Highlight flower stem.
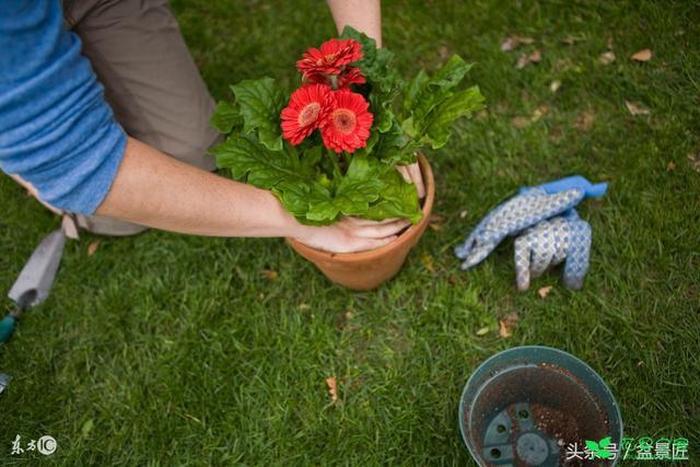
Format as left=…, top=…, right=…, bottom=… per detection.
left=329, top=74, right=339, bottom=90
left=327, top=148, right=342, bottom=179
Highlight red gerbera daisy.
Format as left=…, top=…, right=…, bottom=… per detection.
left=281, top=84, right=333, bottom=145
left=305, top=65, right=366, bottom=89
left=320, top=89, right=373, bottom=153
left=296, top=38, right=362, bottom=80
left=337, top=66, right=366, bottom=88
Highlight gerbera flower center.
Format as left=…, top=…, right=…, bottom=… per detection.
left=332, top=108, right=357, bottom=134
left=298, top=102, right=321, bottom=126
left=317, top=53, right=337, bottom=66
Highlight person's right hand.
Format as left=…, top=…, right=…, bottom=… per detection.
left=292, top=216, right=410, bottom=253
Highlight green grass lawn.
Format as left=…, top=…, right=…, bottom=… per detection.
left=1, top=0, right=699, bottom=464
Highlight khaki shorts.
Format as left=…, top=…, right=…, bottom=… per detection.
left=23, top=0, right=220, bottom=236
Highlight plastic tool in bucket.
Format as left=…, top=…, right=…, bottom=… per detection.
left=459, top=346, right=623, bottom=466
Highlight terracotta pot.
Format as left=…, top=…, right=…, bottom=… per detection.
left=287, top=154, right=435, bottom=291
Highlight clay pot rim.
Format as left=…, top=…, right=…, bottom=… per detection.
left=287, top=154, right=435, bottom=263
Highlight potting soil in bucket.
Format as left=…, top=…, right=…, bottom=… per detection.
left=459, top=346, right=623, bottom=466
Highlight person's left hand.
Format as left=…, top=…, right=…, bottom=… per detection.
left=396, top=162, right=425, bottom=198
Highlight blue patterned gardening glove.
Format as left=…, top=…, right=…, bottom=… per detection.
left=454, top=176, right=607, bottom=271
left=514, top=210, right=591, bottom=291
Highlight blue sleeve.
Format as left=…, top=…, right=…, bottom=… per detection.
left=0, top=0, right=126, bottom=214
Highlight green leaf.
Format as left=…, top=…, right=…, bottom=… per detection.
left=340, top=26, right=399, bottom=94
left=407, top=55, right=473, bottom=118
left=424, top=86, right=485, bottom=148
left=301, top=145, right=323, bottom=168
left=365, top=165, right=422, bottom=223
left=212, top=136, right=309, bottom=188
left=403, top=70, right=429, bottom=112
left=598, top=437, right=612, bottom=448
left=306, top=157, right=382, bottom=222
left=231, top=78, right=286, bottom=151
left=401, top=55, right=483, bottom=150
left=370, top=92, right=396, bottom=134
left=214, top=136, right=342, bottom=224
left=299, top=156, right=420, bottom=224
left=303, top=185, right=340, bottom=223
left=430, top=55, right=474, bottom=89
left=276, top=181, right=318, bottom=219
left=210, top=100, right=243, bottom=134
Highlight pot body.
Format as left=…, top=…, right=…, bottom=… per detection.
left=287, top=155, right=435, bottom=291
left=459, top=346, right=623, bottom=467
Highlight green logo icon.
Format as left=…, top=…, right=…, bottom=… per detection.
left=585, top=437, right=614, bottom=459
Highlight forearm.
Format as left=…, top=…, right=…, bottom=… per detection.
left=96, top=137, right=301, bottom=238
left=326, top=0, right=382, bottom=45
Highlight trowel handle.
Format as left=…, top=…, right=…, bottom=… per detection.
left=0, top=315, right=17, bottom=344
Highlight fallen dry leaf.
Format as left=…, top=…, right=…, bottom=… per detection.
left=548, top=126, right=564, bottom=144
left=335, top=309, right=354, bottom=329
left=501, top=37, right=517, bottom=52
left=516, top=53, right=530, bottom=69
left=516, top=49, right=542, bottom=69
left=429, top=214, right=445, bottom=232
left=476, top=326, right=490, bottom=336
left=500, top=35, right=534, bottom=52
left=574, top=110, right=595, bottom=131
left=666, top=161, right=676, bottom=172
left=599, top=51, right=616, bottom=65
left=459, top=209, right=469, bottom=219
left=687, top=152, right=700, bottom=172
left=561, top=35, right=579, bottom=45
left=625, top=100, right=650, bottom=116
left=511, top=116, right=531, bottom=129
left=438, top=45, right=451, bottom=60
left=538, top=285, right=554, bottom=299
left=549, top=80, right=562, bottom=93
left=631, top=48, right=653, bottom=62
left=261, top=269, right=278, bottom=281
left=498, top=312, right=519, bottom=338
left=87, top=240, right=100, bottom=256
left=530, top=105, right=549, bottom=122
left=498, top=321, right=512, bottom=338
left=421, top=253, right=436, bottom=273
left=515, top=49, right=542, bottom=70
left=325, top=376, right=338, bottom=403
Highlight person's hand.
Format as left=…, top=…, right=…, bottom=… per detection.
left=396, top=162, right=426, bottom=198
left=292, top=216, right=410, bottom=253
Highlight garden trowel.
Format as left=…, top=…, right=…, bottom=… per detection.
left=1, top=228, right=66, bottom=343
left=0, top=373, right=10, bottom=395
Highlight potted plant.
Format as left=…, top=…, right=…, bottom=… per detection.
left=211, top=28, right=484, bottom=290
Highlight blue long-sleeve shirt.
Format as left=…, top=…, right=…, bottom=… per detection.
left=0, top=1, right=126, bottom=214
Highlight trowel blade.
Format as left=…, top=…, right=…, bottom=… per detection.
left=0, top=373, right=10, bottom=395
left=8, top=229, right=66, bottom=309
